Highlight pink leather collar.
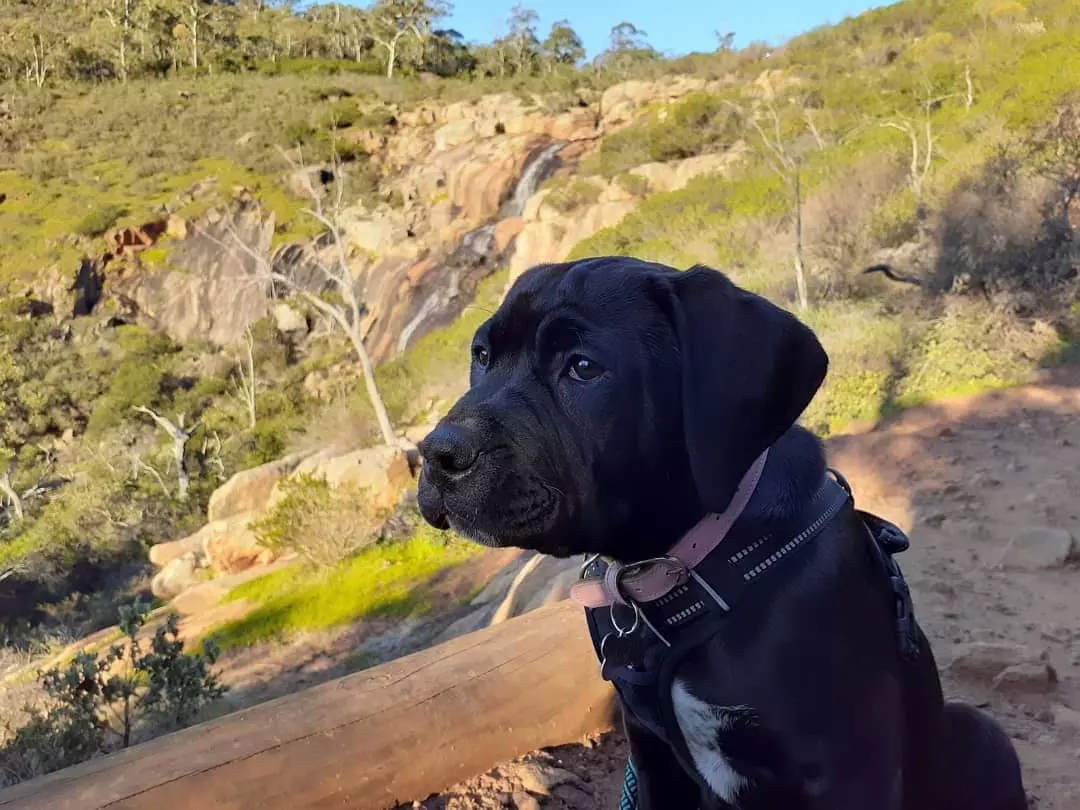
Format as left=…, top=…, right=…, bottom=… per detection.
left=569, top=450, right=769, bottom=609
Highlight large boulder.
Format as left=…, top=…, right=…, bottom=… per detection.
left=149, top=524, right=212, bottom=568
left=273, top=444, right=414, bottom=512
left=203, top=510, right=275, bottom=575
left=628, top=149, right=743, bottom=194
left=207, top=453, right=309, bottom=523
left=151, top=551, right=206, bottom=601
left=599, top=77, right=711, bottom=128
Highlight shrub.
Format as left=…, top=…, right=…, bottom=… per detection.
left=74, top=204, right=127, bottom=237
left=933, top=152, right=1076, bottom=295
left=584, top=92, right=742, bottom=177
left=543, top=178, right=603, bottom=213
left=318, top=100, right=360, bottom=130
left=0, top=601, right=224, bottom=787
left=251, top=474, right=387, bottom=569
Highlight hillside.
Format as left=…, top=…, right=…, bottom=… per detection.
left=2, top=0, right=1080, bottom=791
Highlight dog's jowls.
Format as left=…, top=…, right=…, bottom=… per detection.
left=417, top=257, right=1027, bottom=810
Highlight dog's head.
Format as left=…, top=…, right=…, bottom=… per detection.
left=417, top=258, right=827, bottom=560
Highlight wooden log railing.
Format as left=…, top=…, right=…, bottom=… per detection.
left=0, top=601, right=617, bottom=810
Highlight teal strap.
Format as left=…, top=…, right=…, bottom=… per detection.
left=619, top=757, right=639, bottom=810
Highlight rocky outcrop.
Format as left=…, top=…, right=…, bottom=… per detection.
left=272, top=444, right=413, bottom=512
left=508, top=147, right=744, bottom=285
left=207, top=452, right=308, bottom=523
left=108, top=201, right=274, bottom=345
left=600, top=76, right=728, bottom=128
left=148, top=443, right=418, bottom=599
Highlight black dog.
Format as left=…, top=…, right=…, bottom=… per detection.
left=417, top=257, right=1026, bottom=809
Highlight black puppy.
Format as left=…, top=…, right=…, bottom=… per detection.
left=417, top=257, right=1026, bottom=810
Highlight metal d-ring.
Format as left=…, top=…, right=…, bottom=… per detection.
left=609, top=599, right=641, bottom=637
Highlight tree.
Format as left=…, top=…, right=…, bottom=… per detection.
left=232, top=327, right=260, bottom=430
left=366, top=0, right=450, bottom=78
left=506, top=3, right=539, bottom=76
left=99, top=0, right=140, bottom=81
left=176, top=0, right=218, bottom=71
left=602, top=21, right=654, bottom=78
left=541, top=19, right=583, bottom=72
left=219, top=150, right=397, bottom=446
left=0, top=601, right=224, bottom=783
left=133, top=406, right=198, bottom=501
left=424, top=28, right=475, bottom=76
left=739, top=100, right=814, bottom=310
left=873, top=83, right=958, bottom=239
left=609, top=21, right=649, bottom=52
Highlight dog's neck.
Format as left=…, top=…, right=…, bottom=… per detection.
left=739, top=426, right=827, bottom=527
left=610, top=426, right=826, bottom=564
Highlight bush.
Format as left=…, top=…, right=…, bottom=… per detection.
left=251, top=474, right=387, bottom=569
left=0, top=601, right=224, bottom=787
left=933, top=152, right=1077, bottom=295
left=74, top=204, right=127, bottom=237
left=318, top=100, right=360, bottom=130
left=543, top=177, right=602, bottom=213
left=584, top=92, right=742, bottom=177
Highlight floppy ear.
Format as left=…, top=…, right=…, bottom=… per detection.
left=665, top=265, right=828, bottom=512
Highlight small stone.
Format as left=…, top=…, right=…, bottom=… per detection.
left=1041, top=624, right=1072, bottom=645
left=998, top=527, right=1077, bottom=571
left=922, top=512, right=947, bottom=528
left=512, top=791, right=541, bottom=810
left=992, top=662, right=1058, bottom=695
left=1051, top=704, right=1080, bottom=732
left=948, top=641, right=1045, bottom=681
left=511, top=762, right=582, bottom=796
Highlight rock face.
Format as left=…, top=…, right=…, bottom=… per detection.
left=275, top=444, right=413, bottom=512
left=51, top=77, right=719, bottom=360
left=108, top=201, right=274, bottom=346
left=507, top=147, right=743, bottom=285
left=434, top=552, right=584, bottom=645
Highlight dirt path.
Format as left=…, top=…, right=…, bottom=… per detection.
left=408, top=371, right=1080, bottom=810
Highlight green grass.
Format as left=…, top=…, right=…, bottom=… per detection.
left=206, top=526, right=481, bottom=651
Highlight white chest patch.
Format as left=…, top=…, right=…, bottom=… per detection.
left=671, top=679, right=749, bottom=804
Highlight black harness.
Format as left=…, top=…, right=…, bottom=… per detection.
left=581, top=470, right=920, bottom=790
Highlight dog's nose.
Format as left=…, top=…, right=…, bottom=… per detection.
left=420, top=423, right=481, bottom=475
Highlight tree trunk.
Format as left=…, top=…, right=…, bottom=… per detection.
left=191, top=15, right=199, bottom=70
left=172, top=436, right=190, bottom=501
left=349, top=328, right=396, bottom=446
left=793, top=167, right=809, bottom=311
left=385, top=36, right=398, bottom=78
left=0, top=471, right=23, bottom=522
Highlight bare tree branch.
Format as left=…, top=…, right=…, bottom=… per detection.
left=132, top=407, right=196, bottom=501
left=209, top=147, right=397, bottom=446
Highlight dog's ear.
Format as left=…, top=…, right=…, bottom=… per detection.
left=664, top=265, right=828, bottom=512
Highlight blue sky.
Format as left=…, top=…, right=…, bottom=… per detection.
left=443, top=1, right=895, bottom=59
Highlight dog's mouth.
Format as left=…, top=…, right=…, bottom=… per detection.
left=417, top=467, right=565, bottom=552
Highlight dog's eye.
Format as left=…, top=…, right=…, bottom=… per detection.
left=567, top=355, right=603, bottom=382
left=472, top=345, right=490, bottom=367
